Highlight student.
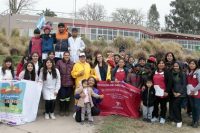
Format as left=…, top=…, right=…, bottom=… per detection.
left=56, top=51, right=74, bottom=116
left=93, top=53, right=111, bottom=81
left=29, top=28, right=42, bottom=58
left=55, top=23, right=71, bottom=61
left=142, top=78, right=156, bottom=122
left=165, top=52, right=176, bottom=121
left=126, top=65, right=141, bottom=88
left=111, top=59, right=128, bottom=82
left=0, top=57, right=15, bottom=80
left=171, top=62, right=187, bottom=128
left=114, top=54, right=121, bottom=65
left=75, top=79, right=103, bottom=124
left=106, top=50, right=115, bottom=70
left=68, top=28, right=85, bottom=63
left=71, top=53, right=93, bottom=88
left=187, top=59, right=200, bottom=128
left=39, top=58, right=61, bottom=120
left=48, top=51, right=55, bottom=61
left=31, top=52, right=42, bottom=76
left=41, top=25, right=55, bottom=60
left=18, top=61, right=38, bottom=81
left=152, top=59, right=169, bottom=124
left=16, top=56, right=29, bottom=77
left=0, top=57, right=15, bottom=107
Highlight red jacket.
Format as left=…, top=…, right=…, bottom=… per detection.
left=30, top=37, right=42, bottom=57
left=16, top=63, right=23, bottom=77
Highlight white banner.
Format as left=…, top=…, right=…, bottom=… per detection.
left=0, top=80, right=42, bottom=125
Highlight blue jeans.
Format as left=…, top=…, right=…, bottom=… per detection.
left=190, top=97, right=200, bottom=123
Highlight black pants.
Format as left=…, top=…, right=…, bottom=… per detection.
left=190, top=97, right=200, bottom=123
left=152, top=97, right=167, bottom=119
left=168, top=96, right=174, bottom=120
left=75, top=106, right=101, bottom=122
left=58, top=86, right=73, bottom=112
left=172, top=97, right=184, bottom=123
left=45, top=100, right=56, bottom=113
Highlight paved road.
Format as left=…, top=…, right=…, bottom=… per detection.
left=0, top=114, right=99, bottom=133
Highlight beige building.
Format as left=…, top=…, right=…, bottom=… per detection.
left=1, top=14, right=200, bottom=51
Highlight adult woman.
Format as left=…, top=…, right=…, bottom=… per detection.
left=16, top=56, right=29, bottom=77
left=152, top=59, right=169, bottom=124
left=93, top=53, right=111, bottom=81
left=111, top=59, right=128, bottom=82
left=74, top=77, right=102, bottom=122
left=0, top=57, right=15, bottom=80
left=18, top=61, right=37, bottom=81
left=39, top=58, right=61, bottom=120
left=56, top=51, right=74, bottom=116
left=0, top=57, right=15, bottom=107
left=187, top=59, right=200, bottom=128
left=31, top=52, right=42, bottom=76
left=171, top=62, right=187, bottom=128
left=165, top=52, right=176, bottom=121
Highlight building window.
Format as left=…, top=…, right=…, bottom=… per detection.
left=119, top=30, right=123, bottom=36
left=98, top=28, right=103, bottom=34
left=91, top=28, right=96, bottom=34
left=124, top=31, right=129, bottom=36
left=103, top=29, right=108, bottom=35
left=113, top=30, right=117, bottom=35
left=108, top=35, right=113, bottom=40
left=91, top=34, right=97, bottom=40
left=108, top=29, right=112, bottom=35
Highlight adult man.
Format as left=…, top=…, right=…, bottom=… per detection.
left=71, top=53, right=92, bottom=88
left=56, top=51, right=74, bottom=116
left=55, top=23, right=71, bottom=62
left=68, top=28, right=85, bottom=63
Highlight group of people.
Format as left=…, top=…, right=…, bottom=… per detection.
left=0, top=22, right=200, bottom=128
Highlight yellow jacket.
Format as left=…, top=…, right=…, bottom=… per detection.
left=71, top=61, right=95, bottom=88
left=92, top=64, right=111, bottom=81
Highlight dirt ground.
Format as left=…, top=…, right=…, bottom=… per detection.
left=1, top=112, right=200, bottom=133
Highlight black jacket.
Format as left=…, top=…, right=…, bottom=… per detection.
left=171, top=71, right=187, bottom=97
left=142, top=87, right=156, bottom=107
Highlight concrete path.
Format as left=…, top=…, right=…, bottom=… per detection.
left=0, top=114, right=101, bottom=133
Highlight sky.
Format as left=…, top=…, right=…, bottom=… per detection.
left=0, top=0, right=173, bottom=27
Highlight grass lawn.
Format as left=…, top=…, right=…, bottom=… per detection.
left=96, top=113, right=199, bottom=133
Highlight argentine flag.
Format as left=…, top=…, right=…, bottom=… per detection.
left=36, top=15, right=45, bottom=30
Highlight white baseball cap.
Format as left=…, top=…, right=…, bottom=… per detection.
left=79, top=53, right=86, bottom=57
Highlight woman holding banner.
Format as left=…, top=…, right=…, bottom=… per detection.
left=0, top=57, right=15, bottom=80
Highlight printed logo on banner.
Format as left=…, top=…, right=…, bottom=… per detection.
left=0, top=81, right=26, bottom=114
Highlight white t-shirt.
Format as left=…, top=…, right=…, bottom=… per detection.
left=83, top=88, right=90, bottom=103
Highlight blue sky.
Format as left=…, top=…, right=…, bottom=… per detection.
left=0, top=0, right=173, bottom=27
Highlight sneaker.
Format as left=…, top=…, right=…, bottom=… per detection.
left=160, top=118, right=166, bottom=124
left=45, top=113, right=50, bottom=120
left=151, top=117, right=159, bottom=122
left=146, top=119, right=151, bottom=123
left=192, top=122, right=199, bottom=128
left=50, top=113, right=56, bottom=120
left=177, top=122, right=182, bottom=128
left=73, top=112, right=76, bottom=119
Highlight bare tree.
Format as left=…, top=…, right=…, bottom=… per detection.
left=78, top=3, right=106, bottom=21
left=112, top=8, right=145, bottom=25
left=9, top=0, right=35, bottom=14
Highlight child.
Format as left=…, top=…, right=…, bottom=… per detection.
left=142, top=79, right=156, bottom=122
left=29, top=28, right=42, bottom=58
left=18, top=61, right=38, bottom=81
left=75, top=79, right=104, bottom=124
left=39, top=58, right=61, bottom=120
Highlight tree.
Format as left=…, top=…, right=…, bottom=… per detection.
left=9, top=0, right=35, bottom=14
left=78, top=3, right=106, bottom=21
left=38, top=8, right=57, bottom=17
left=147, top=4, right=160, bottom=31
left=112, top=8, right=145, bottom=25
left=165, top=0, right=200, bottom=34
